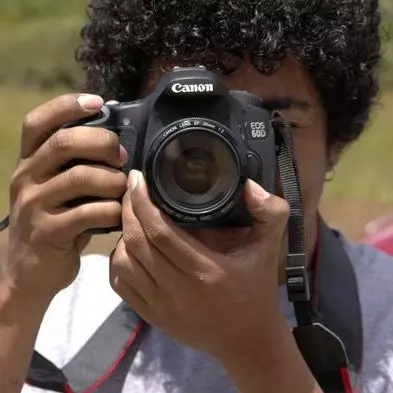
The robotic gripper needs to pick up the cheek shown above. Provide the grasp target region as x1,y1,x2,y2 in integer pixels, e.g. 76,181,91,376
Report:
293,131,328,217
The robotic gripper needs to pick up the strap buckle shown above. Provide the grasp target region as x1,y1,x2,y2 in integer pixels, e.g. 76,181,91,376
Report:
286,254,310,302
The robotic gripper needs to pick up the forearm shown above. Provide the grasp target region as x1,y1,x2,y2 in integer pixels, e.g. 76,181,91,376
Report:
0,277,51,393
219,318,323,393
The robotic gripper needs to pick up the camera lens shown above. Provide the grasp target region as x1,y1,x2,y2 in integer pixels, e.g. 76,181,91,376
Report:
173,148,219,195
154,129,239,214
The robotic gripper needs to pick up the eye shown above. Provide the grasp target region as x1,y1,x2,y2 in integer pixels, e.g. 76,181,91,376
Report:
290,121,299,129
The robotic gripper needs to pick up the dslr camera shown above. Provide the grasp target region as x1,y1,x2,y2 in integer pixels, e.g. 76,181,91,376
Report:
69,66,277,229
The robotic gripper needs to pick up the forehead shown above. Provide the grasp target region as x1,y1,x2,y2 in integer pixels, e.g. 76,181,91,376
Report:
144,57,322,108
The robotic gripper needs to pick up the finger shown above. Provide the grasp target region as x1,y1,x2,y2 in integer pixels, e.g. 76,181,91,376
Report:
48,200,122,239
28,127,126,178
41,164,127,209
122,188,181,283
110,239,159,303
244,179,289,245
110,274,158,327
128,170,215,274
21,93,104,159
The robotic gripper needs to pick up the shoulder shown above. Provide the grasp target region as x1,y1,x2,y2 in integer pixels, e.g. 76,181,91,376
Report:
32,254,121,367
340,234,393,320
339,235,393,391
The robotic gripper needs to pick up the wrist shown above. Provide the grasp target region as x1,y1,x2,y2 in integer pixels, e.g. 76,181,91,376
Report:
217,315,321,393
0,275,54,322
216,311,290,365
0,252,61,301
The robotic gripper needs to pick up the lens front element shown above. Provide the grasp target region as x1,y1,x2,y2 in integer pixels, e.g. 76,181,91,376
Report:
155,129,239,214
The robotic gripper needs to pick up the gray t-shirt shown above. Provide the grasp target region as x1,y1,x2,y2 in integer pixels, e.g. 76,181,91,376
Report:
22,234,393,393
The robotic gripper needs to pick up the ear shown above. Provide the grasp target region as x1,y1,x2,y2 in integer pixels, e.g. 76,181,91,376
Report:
326,143,344,172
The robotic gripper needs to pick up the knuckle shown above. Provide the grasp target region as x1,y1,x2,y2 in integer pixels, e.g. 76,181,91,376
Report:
17,187,40,211
123,224,144,248
10,167,26,200
105,201,122,218
76,202,92,222
102,128,118,147
145,222,170,244
109,268,123,293
275,199,290,225
101,130,120,158
279,199,290,217
66,165,89,187
30,215,53,245
22,111,40,133
109,247,124,272
57,94,78,110
98,201,122,226
109,272,119,292
49,130,74,153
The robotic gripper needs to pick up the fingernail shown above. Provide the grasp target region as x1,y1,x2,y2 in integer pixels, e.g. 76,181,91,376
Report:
77,94,104,111
105,100,120,106
248,180,271,200
128,170,142,192
119,145,128,166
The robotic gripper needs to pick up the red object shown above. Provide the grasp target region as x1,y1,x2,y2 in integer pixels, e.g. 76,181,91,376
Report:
362,213,393,256
65,385,74,393
340,368,355,393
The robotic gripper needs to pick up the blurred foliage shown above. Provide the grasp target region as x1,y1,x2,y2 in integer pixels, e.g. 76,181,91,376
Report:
381,2,393,87
0,0,392,90
0,0,87,90
0,0,86,22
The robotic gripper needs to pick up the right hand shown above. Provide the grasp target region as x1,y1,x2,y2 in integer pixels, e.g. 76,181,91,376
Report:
3,94,128,299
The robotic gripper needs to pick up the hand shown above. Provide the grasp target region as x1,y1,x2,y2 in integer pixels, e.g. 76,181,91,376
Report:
4,94,128,299
110,170,290,359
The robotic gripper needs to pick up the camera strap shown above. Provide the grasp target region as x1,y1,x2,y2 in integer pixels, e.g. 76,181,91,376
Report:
273,111,362,392
273,112,313,325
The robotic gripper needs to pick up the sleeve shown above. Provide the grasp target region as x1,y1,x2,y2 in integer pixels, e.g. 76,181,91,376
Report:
348,242,393,393
360,306,393,393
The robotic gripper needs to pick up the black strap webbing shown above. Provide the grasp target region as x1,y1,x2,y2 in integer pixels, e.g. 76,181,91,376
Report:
273,112,314,327
26,351,68,392
316,220,363,377
293,219,363,391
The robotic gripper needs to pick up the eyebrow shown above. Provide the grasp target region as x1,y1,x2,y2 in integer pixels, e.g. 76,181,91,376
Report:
262,97,312,111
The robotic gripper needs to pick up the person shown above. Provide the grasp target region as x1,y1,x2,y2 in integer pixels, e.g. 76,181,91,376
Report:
0,0,391,392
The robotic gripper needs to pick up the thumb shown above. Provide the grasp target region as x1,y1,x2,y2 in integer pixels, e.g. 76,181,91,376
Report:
244,179,289,243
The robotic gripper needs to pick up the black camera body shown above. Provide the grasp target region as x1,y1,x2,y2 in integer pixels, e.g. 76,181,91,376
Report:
70,66,277,228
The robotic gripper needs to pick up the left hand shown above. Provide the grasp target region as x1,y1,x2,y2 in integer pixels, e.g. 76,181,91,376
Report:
110,170,290,359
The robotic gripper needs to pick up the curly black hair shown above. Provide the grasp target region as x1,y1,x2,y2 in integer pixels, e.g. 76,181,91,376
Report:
77,0,382,148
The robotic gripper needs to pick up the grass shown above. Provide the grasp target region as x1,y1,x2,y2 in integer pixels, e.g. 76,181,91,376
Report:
0,17,85,89
0,0,86,22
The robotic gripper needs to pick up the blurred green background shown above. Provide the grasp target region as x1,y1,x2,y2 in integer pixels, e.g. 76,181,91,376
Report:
0,0,392,246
